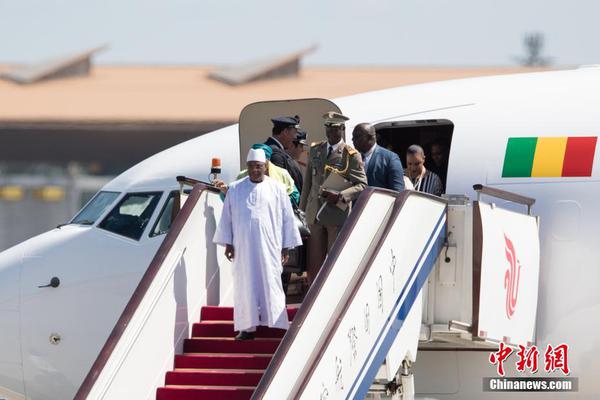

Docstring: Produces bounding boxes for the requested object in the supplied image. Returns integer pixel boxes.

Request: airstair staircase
[156,306,297,400]
[75,182,540,400]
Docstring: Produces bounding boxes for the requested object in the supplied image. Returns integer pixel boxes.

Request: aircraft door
[472,185,540,347]
[238,98,342,169]
[373,119,454,193]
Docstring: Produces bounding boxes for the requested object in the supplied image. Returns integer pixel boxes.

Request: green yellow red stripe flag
[502,136,597,177]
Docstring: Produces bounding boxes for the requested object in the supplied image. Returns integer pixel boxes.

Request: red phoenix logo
[504,234,522,319]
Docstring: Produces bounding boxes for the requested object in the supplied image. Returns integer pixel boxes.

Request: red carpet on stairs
[156,306,297,400]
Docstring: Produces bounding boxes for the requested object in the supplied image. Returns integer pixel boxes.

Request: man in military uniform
[299,112,367,283]
[265,116,304,193]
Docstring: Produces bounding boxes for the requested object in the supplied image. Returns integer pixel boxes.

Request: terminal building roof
[0,64,549,123]
[0,47,105,85]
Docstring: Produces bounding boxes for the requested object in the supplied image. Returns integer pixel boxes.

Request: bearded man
[214,148,302,340]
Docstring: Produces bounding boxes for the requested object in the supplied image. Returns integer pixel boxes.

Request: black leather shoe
[235,331,255,340]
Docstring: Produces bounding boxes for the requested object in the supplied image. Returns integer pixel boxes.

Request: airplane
[0,65,599,400]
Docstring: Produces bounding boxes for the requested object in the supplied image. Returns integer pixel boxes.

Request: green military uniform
[299,140,367,225]
[299,112,367,283]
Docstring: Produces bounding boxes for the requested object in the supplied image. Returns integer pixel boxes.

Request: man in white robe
[214,148,302,340]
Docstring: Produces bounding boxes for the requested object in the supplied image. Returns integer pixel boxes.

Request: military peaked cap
[271,115,300,129]
[323,111,350,127]
[295,129,307,145]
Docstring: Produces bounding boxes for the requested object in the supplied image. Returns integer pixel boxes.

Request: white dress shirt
[327,139,345,157]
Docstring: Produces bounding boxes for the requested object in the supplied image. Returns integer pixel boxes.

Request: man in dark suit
[351,123,405,191]
[265,116,304,193]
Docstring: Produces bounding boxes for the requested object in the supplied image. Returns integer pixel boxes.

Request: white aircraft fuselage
[0,67,599,399]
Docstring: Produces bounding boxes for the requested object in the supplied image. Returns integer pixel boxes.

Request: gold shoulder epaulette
[311,141,324,147]
[346,146,358,156]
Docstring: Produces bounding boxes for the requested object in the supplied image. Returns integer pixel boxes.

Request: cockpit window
[150,192,177,237]
[99,192,162,240]
[150,190,191,237]
[71,191,120,225]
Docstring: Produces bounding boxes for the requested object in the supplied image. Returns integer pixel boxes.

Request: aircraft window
[150,190,191,237]
[151,192,176,237]
[71,191,120,225]
[99,192,162,240]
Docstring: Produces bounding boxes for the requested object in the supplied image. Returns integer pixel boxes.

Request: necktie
[327,146,333,158]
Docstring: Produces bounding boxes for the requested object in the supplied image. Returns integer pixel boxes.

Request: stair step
[200,306,298,321]
[184,337,281,354]
[175,353,272,370]
[156,385,254,400]
[166,369,263,386]
[192,321,286,338]
[157,306,293,400]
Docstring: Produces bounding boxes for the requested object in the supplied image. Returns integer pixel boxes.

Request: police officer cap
[271,115,300,129]
[294,129,307,145]
[323,111,350,127]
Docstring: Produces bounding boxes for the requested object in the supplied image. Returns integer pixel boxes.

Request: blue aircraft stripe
[345,211,446,400]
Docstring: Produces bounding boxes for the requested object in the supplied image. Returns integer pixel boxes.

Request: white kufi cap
[246,148,266,163]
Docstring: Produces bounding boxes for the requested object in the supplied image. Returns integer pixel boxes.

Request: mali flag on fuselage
[502,136,598,178]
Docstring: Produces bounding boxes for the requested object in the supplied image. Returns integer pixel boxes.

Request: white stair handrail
[253,188,447,400]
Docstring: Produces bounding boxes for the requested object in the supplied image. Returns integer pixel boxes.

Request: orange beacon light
[210,158,222,182]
